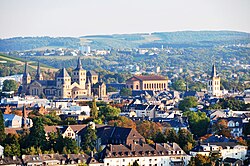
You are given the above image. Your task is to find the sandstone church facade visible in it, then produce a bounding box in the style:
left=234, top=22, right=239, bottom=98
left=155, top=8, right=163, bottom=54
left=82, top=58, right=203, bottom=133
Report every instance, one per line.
left=21, top=58, right=106, bottom=99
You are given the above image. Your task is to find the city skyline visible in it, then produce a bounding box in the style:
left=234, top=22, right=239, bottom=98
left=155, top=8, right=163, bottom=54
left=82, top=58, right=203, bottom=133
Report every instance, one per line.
left=0, top=0, right=250, bottom=38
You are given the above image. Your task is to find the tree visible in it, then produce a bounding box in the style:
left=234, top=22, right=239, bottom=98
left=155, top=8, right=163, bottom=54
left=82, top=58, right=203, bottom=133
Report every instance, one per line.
left=81, top=125, right=97, bottom=154
left=172, top=79, right=186, bottom=91
left=243, top=120, right=250, bottom=137
left=3, top=134, right=21, bottom=156
left=108, top=116, right=136, bottom=130
left=28, top=117, right=47, bottom=150
left=188, top=154, right=212, bottom=166
left=2, top=80, right=19, bottom=92
left=136, top=121, right=162, bottom=140
left=178, top=96, right=198, bottom=111
left=154, top=132, right=166, bottom=143
left=212, top=119, right=231, bottom=138
left=178, top=129, right=194, bottom=152
left=183, top=111, right=210, bottom=137
left=90, top=98, right=98, bottom=119
left=63, top=117, right=77, bottom=125
left=165, top=129, right=178, bottom=143
left=107, top=86, right=118, bottom=92
left=99, top=105, right=121, bottom=121
left=132, top=160, right=140, bottom=166
left=120, top=88, right=132, bottom=97
left=4, top=144, right=12, bottom=157
left=0, top=110, right=6, bottom=143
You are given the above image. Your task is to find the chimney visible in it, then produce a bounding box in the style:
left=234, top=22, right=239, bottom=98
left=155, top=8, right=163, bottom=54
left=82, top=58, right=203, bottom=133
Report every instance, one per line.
left=109, top=144, right=112, bottom=152
left=13, top=156, right=16, bottom=161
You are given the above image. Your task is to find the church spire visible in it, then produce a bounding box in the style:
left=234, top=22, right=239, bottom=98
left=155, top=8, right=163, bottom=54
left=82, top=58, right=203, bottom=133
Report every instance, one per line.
left=211, top=64, right=216, bottom=77
left=76, top=57, right=82, bottom=70
left=35, top=61, right=43, bottom=80
left=23, top=61, right=29, bottom=77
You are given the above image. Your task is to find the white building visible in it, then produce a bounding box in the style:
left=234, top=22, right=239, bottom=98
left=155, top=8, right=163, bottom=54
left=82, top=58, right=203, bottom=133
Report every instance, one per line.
left=3, top=114, right=33, bottom=128
left=62, top=105, right=91, bottom=116
left=98, top=143, right=191, bottom=166
left=190, top=142, right=247, bottom=160
left=0, top=145, right=3, bottom=157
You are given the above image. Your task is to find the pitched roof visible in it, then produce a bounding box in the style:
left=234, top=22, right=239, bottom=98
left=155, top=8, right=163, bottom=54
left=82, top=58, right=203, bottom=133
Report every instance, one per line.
left=57, top=68, right=70, bottom=77
left=127, top=75, right=167, bottom=82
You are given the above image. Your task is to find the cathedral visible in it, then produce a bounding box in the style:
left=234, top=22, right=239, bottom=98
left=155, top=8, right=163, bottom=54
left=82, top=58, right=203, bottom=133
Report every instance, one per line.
left=21, top=58, right=106, bottom=99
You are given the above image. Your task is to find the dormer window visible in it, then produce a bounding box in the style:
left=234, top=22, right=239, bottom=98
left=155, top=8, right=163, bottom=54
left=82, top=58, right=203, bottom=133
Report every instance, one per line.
left=236, top=122, right=239, bottom=126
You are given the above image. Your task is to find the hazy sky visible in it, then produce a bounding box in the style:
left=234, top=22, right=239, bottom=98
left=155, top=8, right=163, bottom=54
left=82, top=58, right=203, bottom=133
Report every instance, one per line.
left=0, top=0, right=249, bottom=38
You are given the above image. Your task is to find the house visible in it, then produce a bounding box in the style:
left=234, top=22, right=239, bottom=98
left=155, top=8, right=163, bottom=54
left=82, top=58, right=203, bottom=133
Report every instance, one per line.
left=77, top=125, right=145, bottom=151
left=21, top=154, right=88, bottom=166
left=3, top=114, right=33, bottom=128
left=190, top=142, right=247, bottom=160
left=222, top=157, right=243, bottom=166
left=0, top=156, right=22, bottom=166
left=220, top=117, right=243, bottom=137
left=0, top=145, right=3, bottom=157
left=62, top=105, right=91, bottom=116
left=152, top=114, right=189, bottom=133
left=98, top=143, right=191, bottom=166
left=128, top=104, right=161, bottom=118
left=44, top=125, right=87, bottom=140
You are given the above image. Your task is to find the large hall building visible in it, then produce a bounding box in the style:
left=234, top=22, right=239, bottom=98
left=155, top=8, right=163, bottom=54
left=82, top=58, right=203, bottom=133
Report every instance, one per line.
left=21, top=58, right=106, bottom=99
left=126, top=75, right=168, bottom=91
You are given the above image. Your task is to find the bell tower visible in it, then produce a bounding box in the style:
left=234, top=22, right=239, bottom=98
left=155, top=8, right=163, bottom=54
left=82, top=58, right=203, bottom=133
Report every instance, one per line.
left=72, top=57, right=86, bottom=88
left=207, top=64, right=221, bottom=97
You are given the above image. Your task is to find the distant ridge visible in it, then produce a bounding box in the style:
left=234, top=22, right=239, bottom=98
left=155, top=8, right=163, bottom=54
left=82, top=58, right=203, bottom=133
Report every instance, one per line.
left=0, top=31, right=249, bottom=51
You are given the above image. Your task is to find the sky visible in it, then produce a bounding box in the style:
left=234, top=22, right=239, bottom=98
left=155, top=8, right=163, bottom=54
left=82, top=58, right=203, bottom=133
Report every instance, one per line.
left=0, top=0, right=249, bottom=38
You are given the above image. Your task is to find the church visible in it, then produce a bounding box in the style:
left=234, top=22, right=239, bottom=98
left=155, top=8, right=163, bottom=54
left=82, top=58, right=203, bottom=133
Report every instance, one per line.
left=207, top=64, right=222, bottom=97
left=21, top=58, right=106, bottom=99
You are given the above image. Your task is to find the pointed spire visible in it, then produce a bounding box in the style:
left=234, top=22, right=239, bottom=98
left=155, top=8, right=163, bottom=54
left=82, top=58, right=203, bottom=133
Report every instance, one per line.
left=23, top=61, right=29, bottom=77
left=211, top=64, right=216, bottom=77
left=87, top=77, right=91, bottom=84
left=35, top=61, right=41, bottom=80
left=76, top=57, right=82, bottom=70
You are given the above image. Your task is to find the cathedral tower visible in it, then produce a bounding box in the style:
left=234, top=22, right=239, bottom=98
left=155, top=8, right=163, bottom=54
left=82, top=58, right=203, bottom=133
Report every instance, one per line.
left=56, top=68, right=71, bottom=98
left=207, top=64, right=221, bottom=97
left=72, top=57, right=86, bottom=88
left=22, top=62, right=31, bottom=94
left=35, top=61, right=43, bottom=80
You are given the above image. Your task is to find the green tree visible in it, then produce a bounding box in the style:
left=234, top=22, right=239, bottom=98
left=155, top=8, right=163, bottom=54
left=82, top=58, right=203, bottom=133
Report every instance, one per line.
left=178, top=96, right=198, bottom=111
left=90, top=98, right=98, bottom=119
left=4, top=144, right=12, bottom=157
left=183, top=111, right=210, bottom=137
left=63, top=117, right=77, bottom=125
left=172, top=79, right=186, bottom=91
left=99, top=105, right=121, bottom=121
left=2, top=80, right=19, bottom=92
left=81, top=125, right=97, bottom=153
left=165, top=129, right=178, bottom=143
left=154, top=132, right=166, bottom=143
left=0, top=110, right=6, bottom=143
left=120, top=88, right=132, bottom=97
left=132, top=160, right=140, bottom=166
left=28, top=118, right=47, bottom=150
left=178, top=129, right=194, bottom=152
left=188, top=154, right=212, bottom=166
left=3, top=134, right=21, bottom=156
left=107, top=86, right=118, bottom=92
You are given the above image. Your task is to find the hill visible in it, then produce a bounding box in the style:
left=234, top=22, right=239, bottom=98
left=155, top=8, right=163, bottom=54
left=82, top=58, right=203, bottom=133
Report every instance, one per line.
left=0, top=54, right=57, bottom=77
left=0, top=31, right=249, bottom=51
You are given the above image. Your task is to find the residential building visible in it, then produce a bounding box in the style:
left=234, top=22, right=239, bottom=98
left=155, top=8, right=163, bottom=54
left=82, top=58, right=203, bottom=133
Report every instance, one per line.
left=220, top=117, right=243, bottom=137
left=190, top=142, right=247, bottom=160
left=62, top=105, right=91, bottom=116
left=99, top=143, right=191, bottom=166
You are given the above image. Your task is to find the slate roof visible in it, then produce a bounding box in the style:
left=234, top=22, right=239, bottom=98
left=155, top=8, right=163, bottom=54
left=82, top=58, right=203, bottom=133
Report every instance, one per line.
left=132, top=90, right=155, bottom=97
left=100, top=143, right=185, bottom=159
left=223, top=157, right=241, bottom=164
left=57, top=68, right=70, bottom=77
left=87, top=70, right=98, bottom=76
left=219, top=117, right=243, bottom=128
left=30, top=80, right=56, bottom=87
left=203, top=135, right=237, bottom=143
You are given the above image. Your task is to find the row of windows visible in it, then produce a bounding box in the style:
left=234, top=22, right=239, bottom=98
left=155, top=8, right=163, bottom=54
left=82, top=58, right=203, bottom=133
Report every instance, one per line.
left=73, top=72, right=85, bottom=76
left=143, top=83, right=166, bottom=89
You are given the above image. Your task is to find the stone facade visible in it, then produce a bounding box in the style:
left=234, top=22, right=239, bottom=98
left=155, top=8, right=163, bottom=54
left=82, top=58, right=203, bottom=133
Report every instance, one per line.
left=21, top=58, right=106, bottom=99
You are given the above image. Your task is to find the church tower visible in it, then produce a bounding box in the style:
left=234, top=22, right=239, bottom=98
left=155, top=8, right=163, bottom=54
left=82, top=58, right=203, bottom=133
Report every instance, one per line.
left=72, top=57, right=86, bottom=88
left=56, top=68, right=71, bottom=98
left=22, top=62, right=31, bottom=94
left=207, top=64, right=221, bottom=97
left=86, top=77, right=92, bottom=96
left=35, top=61, right=43, bottom=80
